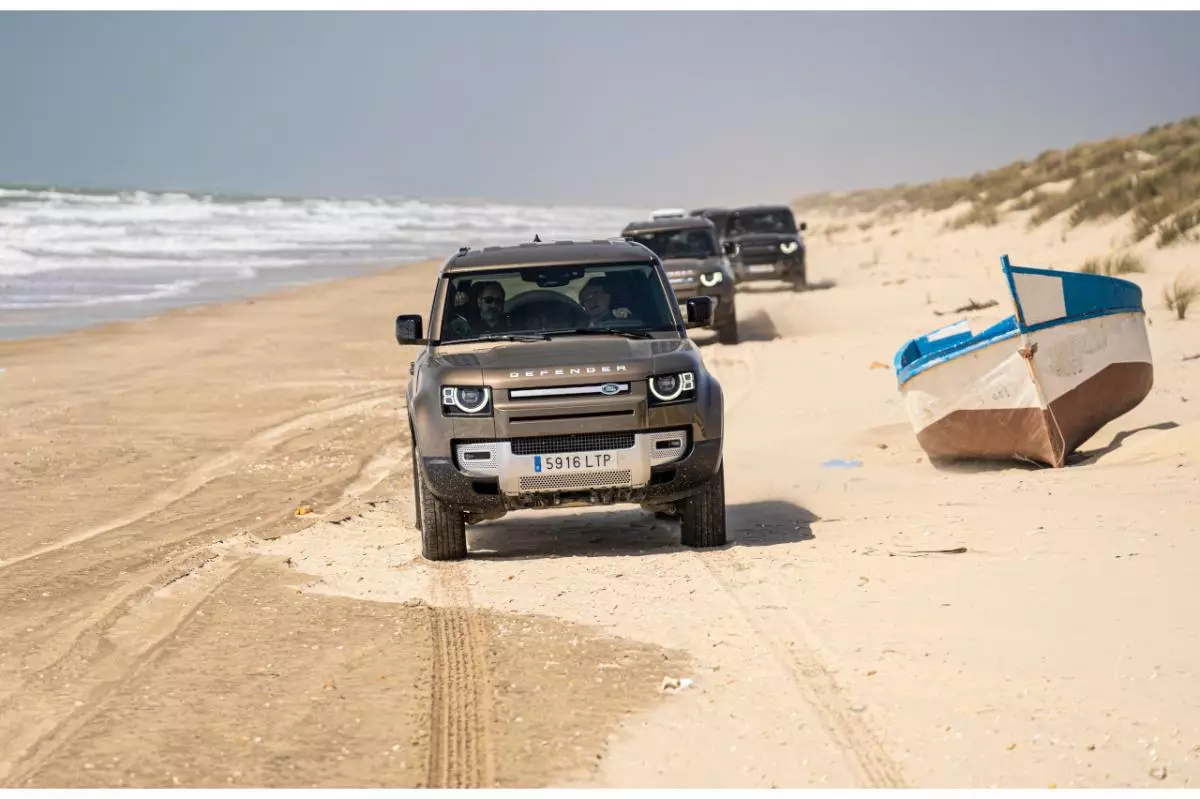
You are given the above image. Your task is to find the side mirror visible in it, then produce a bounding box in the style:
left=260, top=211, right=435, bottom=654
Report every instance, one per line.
left=721, top=241, right=739, bottom=257
left=684, top=296, right=715, bottom=328
left=798, top=221, right=807, bottom=232
left=395, top=314, right=425, bottom=345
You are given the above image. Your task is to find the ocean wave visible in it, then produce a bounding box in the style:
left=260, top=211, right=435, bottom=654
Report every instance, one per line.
left=0, top=185, right=649, bottom=308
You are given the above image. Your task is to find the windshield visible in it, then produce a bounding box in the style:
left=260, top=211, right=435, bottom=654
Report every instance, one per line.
left=729, top=208, right=797, bottom=235
left=623, top=228, right=717, bottom=260
left=438, top=261, right=679, bottom=343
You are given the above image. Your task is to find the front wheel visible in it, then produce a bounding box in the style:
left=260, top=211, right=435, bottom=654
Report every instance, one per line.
left=415, top=450, right=468, bottom=561
left=790, top=263, right=808, bottom=291
left=410, top=443, right=423, bottom=531
left=715, top=310, right=740, bottom=345
left=680, top=462, right=727, bottom=548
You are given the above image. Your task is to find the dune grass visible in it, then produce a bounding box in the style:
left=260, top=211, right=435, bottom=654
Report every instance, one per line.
left=1079, top=252, right=1146, bottom=276
left=947, top=201, right=1000, bottom=230
left=1164, top=274, right=1199, bottom=320
left=793, top=115, right=1200, bottom=247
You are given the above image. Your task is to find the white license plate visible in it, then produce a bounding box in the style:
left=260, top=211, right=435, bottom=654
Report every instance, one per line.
left=748, top=264, right=777, bottom=273
left=530, top=450, right=622, bottom=474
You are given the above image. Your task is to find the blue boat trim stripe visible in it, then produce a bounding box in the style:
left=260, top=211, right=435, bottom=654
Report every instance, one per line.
left=895, top=325, right=1020, bottom=386
left=1020, top=308, right=1145, bottom=335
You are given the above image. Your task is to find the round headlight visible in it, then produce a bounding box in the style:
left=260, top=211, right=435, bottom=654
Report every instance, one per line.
left=444, top=386, right=490, bottom=413
left=652, top=374, right=680, bottom=398
left=699, top=271, right=724, bottom=287
left=457, top=387, right=486, bottom=409
left=649, top=372, right=695, bottom=402
left=780, top=241, right=799, bottom=254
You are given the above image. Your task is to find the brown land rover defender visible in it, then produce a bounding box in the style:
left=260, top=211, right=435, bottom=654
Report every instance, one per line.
left=394, top=238, right=727, bottom=561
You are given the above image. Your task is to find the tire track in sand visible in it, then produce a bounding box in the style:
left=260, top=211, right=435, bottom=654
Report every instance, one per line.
left=0, top=436, right=407, bottom=692
left=0, top=391, right=398, bottom=572
left=0, top=550, right=252, bottom=786
left=424, top=563, right=497, bottom=789
left=701, top=550, right=907, bottom=787
left=700, top=305, right=907, bottom=787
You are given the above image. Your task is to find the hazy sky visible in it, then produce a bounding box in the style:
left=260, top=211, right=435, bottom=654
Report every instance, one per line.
left=2, top=11, right=1199, bottom=207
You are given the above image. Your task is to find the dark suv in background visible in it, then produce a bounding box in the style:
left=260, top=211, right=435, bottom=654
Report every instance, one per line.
left=620, top=215, right=739, bottom=345
left=691, top=204, right=808, bottom=291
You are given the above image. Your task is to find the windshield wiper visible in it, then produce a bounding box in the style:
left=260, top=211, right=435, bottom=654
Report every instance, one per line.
left=467, top=332, right=551, bottom=343
left=543, top=328, right=654, bottom=339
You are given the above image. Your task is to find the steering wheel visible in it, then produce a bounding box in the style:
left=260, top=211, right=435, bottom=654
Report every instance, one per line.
left=506, top=290, right=589, bottom=329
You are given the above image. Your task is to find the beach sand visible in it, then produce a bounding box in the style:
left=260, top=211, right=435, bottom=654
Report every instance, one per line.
left=2, top=200, right=1199, bottom=788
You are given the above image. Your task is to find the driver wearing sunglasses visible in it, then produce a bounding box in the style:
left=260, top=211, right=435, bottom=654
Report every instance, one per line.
left=473, top=281, right=508, bottom=332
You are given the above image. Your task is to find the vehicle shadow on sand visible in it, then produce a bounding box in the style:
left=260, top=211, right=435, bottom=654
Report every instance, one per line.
left=466, top=499, right=817, bottom=561
left=734, top=278, right=837, bottom=294
left=695, top=308, right=781, bottom=345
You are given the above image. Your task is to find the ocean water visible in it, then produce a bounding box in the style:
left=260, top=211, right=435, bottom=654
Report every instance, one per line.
left=0, top=185, right=648, bottom=337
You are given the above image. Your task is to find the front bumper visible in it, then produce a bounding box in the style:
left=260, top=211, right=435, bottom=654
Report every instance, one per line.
left=735, top=252, right=806, bottom=282
left=420, top=433, right=723, bottom=513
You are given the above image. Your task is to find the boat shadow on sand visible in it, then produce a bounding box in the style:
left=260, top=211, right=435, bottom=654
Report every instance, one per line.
left=465, top=499, right=817, bottom=561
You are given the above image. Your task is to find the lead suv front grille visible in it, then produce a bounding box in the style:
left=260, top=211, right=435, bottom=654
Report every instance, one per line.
left=510, top=431, right=636, bottom=455
left=739, top=247, right=781, bottom=265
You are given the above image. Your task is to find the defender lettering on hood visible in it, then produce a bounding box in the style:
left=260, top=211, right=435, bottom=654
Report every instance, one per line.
left=509, top=365, right=628, bottom=378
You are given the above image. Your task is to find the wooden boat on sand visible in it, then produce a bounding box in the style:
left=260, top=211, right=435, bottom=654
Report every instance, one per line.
left=894, top=254, right=1154, bottom=467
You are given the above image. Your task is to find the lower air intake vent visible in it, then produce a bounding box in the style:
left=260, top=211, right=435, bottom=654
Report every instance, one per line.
left=510, top=432, right=635, bottom=456
left=519, top=470, right=633, bottom=491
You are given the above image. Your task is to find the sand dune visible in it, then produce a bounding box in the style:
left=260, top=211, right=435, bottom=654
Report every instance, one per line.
left=1, top=196, right=1199, bottom=788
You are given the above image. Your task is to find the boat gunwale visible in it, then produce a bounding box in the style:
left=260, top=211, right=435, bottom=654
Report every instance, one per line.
left=895, top=321, right=1020, bottom=387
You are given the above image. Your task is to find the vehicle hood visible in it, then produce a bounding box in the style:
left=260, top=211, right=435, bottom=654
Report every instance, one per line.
left=428, top=337, right=700, bottom=390
left=660, top=256, right=726, bottom=278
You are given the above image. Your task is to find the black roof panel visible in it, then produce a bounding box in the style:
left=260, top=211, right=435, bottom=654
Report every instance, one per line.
left=444, top=239, right=655, bottom=274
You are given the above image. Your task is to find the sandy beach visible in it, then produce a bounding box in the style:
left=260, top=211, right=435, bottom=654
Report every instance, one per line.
left=2, top=197, right=1199, bottom=788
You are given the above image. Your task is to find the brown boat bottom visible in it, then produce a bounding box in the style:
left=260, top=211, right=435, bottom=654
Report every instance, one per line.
left=916, top=361, right=1154, bottom=468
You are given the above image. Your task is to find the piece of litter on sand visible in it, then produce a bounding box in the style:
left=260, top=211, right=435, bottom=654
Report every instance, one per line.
left=933, top=298, right=999, bottom=316
left=1150, top=766, right=1168, bottom=780
left=869, top=361, right=889, bottom=370
left=821, top=458, right=863, bottom=469
left=295, top=505, right=313, bottom=516
left=888, top=546, right=968, bottom=557
left=661, top=676, right=693, bottom=693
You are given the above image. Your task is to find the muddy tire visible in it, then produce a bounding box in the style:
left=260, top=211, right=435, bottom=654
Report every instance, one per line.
left=411, top=445, right=423, bottom=531
left=680, top=462, right=727, bottom=548
left=409, top=420, right=424, bottom=531
left=415, top=449, right=468, bottom=561
left=790, top=263, right=808, bottom=291
left=715, top=311, right=740, bottom=345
